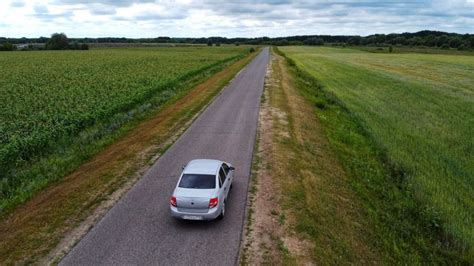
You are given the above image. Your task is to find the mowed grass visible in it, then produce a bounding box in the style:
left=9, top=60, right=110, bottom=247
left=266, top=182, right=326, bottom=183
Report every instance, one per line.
left=0, top=46, right=247, bottom=214
left=280, top=47, right=473, bottom=258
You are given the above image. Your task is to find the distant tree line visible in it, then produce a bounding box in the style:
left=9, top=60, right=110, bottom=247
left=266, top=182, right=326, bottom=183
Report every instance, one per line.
left=1, top=30, right=473, bottom=51
left=0, top=33, right=88, bottom=51
left=262, top=31, right=474, bottom=50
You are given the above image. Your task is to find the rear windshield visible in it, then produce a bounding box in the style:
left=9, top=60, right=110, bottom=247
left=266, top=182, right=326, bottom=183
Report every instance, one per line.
left=178, top=174, right=216, bottom=189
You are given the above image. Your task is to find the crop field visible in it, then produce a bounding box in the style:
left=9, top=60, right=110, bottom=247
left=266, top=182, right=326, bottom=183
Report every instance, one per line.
left=280, top=46, right=473, bottom=258
left=0, top=46, right=247, bottom=213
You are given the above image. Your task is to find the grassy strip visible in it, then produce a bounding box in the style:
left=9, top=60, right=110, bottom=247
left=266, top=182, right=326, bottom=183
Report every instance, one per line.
left=0, top=50, right=258, bottom=264
left=265, top=49, right=380, bottom=264
left=240, top=102, right=261, bottom=266
left=240, top=54, right=295, bottom=265
left=275, top=47, right=471, bottom=263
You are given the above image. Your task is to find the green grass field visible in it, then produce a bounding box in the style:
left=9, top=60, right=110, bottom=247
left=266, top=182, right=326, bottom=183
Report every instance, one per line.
left=0, top=46, right=247, bottom=214
left=280, top=46, right=473, bottom=260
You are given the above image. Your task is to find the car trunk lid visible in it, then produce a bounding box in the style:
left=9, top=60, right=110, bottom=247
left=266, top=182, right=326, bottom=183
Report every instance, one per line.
left=175, top=188, right=215, bottom=209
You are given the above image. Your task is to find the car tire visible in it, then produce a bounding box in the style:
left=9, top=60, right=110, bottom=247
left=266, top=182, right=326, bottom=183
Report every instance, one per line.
left=218, top=202, right=225, bottom=220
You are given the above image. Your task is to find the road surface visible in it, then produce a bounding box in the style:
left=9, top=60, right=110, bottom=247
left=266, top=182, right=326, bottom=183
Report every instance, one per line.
left=61, top=48, right=270, bottom=265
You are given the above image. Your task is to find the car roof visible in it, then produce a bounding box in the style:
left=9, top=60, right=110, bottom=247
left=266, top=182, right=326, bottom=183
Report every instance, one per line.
left=183, top=159, right=223, bottom=175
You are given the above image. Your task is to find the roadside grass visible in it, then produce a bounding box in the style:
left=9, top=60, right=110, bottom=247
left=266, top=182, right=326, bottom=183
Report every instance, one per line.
left=241, top=54, right=295, bottom=265
left=278, top=46, right=472, bottom=263
left=0, top=51, right=258, bottom=264
left=267, top=49, right=382, bottom=264
left=240, top=111, right=260, bottom=266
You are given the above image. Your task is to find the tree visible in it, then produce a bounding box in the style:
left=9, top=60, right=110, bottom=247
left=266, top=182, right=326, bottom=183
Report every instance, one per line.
left=46, top=33, right=69, bottom=50
left=457, top=41, right=470, bottom=51
left=424, top=35, right=437, bottom=47
left=70, top=41, right=80, bottom=50
left=437, top=35, right=449, bottom=47
left=348, top=36, right=361, bottom=45
left=374, top=34, right=386, bottom=44
left=37, top=36, right=49, bottom=43
left=449, top=36, right=463, bottom=48
left=0, top=42, right=16, bottom=51
left=392, top=36, right=407, bottom=45
left=304, top=37, right=324, bottom=46
left=274, top=39, right=289, bottom=46
left=408, top=37, right=423, bottom=46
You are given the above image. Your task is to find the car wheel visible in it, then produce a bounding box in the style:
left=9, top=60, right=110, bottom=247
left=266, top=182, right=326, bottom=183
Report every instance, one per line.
left=218, top=202, right=225, bottom=219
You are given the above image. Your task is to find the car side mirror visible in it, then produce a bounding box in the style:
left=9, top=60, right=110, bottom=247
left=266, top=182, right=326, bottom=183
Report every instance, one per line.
left=230, top=166, right=235, bottom=171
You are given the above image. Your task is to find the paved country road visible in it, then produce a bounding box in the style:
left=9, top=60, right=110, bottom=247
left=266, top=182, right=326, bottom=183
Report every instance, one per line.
left=61, top=48, right=270, bottom=265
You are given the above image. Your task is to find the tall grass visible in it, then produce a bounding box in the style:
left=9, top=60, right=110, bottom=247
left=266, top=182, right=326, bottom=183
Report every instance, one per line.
left=280, top=46, right=473, bottom=260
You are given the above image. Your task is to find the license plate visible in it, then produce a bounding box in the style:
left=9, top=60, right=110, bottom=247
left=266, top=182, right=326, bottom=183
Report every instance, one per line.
left=183, top=215, right=203, bottom=220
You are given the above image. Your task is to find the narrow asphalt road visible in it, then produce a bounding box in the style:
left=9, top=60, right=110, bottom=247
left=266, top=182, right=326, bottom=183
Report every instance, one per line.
left=61, top=48, right=270, bottom=265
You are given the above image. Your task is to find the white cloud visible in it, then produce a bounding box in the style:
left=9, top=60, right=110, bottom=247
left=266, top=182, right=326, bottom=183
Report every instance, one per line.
left=0, top=0, right=473, bottom=37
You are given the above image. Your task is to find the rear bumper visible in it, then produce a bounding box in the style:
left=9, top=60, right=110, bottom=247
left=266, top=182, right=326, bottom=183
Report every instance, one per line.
left=170, top=205, right=221, bottom=220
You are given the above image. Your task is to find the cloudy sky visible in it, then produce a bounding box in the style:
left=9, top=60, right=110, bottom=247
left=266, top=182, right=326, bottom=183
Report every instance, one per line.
left=1, top=0, right=473, bottom=38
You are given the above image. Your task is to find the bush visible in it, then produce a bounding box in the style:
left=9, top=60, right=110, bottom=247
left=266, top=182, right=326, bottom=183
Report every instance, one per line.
left=315, top=100, right=326, bottom=109
left=215, top=43, right=221, bottom=46
left=70, top=42, right=80, bottom=50
left=207, top=41, right=212, bottom=46
left=249, top=47, right=256, bottom=53
left=457, top=42, right=470, bottom=51
left=80, top=43, right=89, bottom=50
left=0, top=42, right=16, bottom=51
left=46, top=33, right=69, bottom=50
left=389, top=45, right=393, bottom=53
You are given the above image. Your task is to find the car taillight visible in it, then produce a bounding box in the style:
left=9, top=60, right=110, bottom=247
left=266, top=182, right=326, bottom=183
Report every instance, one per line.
left=170, top=196, right=177, bottom=207
left=209, top=197, right=218, bottom=208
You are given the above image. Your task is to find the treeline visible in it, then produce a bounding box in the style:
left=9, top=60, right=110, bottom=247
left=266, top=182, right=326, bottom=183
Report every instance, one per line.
left=0, top=33, right=88, bottom=51
left=270, top=30, right=474, bottom=50
left=1, top=30, right=473, bottom=50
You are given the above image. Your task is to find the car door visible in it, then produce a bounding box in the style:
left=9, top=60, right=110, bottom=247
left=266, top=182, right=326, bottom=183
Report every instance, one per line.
left=222, top=163, right=233, bottom=193
left=218, top=167, right=228, bottom=200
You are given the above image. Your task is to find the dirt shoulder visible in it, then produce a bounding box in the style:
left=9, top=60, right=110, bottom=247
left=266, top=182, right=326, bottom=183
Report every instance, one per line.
left=241, top=49, right=380, bottom=264
left=0, top=51, right=258, bottom=264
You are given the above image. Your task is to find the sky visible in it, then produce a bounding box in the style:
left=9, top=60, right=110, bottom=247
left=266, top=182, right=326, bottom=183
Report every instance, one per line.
left=1, top=0, right=473, bottom=38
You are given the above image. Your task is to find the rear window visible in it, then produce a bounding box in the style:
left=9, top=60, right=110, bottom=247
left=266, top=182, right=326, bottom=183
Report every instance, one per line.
left=178, top=174, right=216, bottom=189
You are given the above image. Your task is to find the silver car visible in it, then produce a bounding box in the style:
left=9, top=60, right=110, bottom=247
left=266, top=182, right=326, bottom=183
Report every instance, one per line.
left=170, top=159, right=235, bottom=220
